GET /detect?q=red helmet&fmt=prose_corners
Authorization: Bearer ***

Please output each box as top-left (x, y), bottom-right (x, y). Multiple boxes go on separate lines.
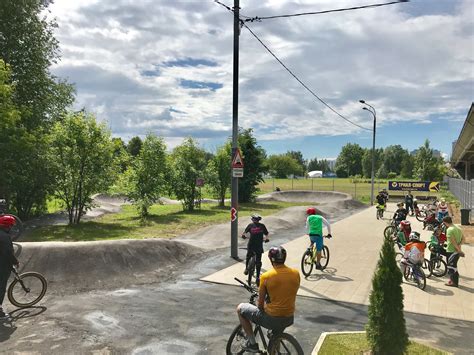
top-left (306, 207), bottom-right (316, 215)
top-left (0, 215), bottom-right (16, 229)
top-left (268, 246), bottom-right (287, 263)
top-left (400, 220), bottom-right (411, 230)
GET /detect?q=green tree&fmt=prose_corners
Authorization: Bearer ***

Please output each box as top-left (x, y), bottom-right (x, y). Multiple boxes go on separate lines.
top-left (127, 136), bottom-right (143, 157)
top-left (307, 157), bottom-right (331, 173)
top-left (112, 137), bottom-right (130, 173)
top-left (362, 148), bottom-right (384, 178)
top-left (366, 236), bottom-right (408, 354)
top-left (413, 140), bottom-right (444, 181)
top-left (238, 128), bottom-right (267, 203)
top-left (382, 145), bottom-right (409, 176)
top-left (285, 150), bottom-right (306, 175)
top-left (400, 154), bottom-right (414, 178)
top-left (335, 143), bottom-right (364, 177)
top-left (267, 154), bottom-right (303, 178)
top-left (125, 134), bottom-right (168, 218)
top-left (171, 138), bottom-right (207, 211)
top-left (49, 112), bottom-right (116, 224)
top-left (205, 143), bottom-right (231, 207)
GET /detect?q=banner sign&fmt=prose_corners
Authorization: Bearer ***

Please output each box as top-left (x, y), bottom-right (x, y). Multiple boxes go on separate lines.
top-left (388, 181), bottom-right (440, 192)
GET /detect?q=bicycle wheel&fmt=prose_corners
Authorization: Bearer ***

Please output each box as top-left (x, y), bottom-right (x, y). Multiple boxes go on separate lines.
top-left (320, 246), bottom-right (330, 270)
top-left (9, 215), bottom-right (24, 242)
top-left (226, 325), bottom-right (246, 355)
top-left (422, 258), bottom-right (433, 278)
top-left (431, 258), bottom-right (447, 277)
top-left (415, 211), bottom-right (425, 222)
top-left (414, 266), bottom-right (426, 290)
top-left (383, 226), bottom-right (397, 241)
top-left (7, 272), bottom-right (47, 308)
top-left (300, 250), bottom-right (313, 277)
top-left (247, 257), bottom-right (256, 287)
top-left (268, 332), bottom-right (304, 355)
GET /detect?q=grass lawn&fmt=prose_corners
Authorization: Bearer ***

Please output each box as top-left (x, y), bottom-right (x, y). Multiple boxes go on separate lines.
top-left (23, 201), bottom-right (308, 242)
top-left (318, 333), bottom-right (449, 355)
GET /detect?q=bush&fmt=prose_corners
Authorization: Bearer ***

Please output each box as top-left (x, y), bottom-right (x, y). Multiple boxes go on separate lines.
top-left (387, 172), bottom-right (398, 179)
top-left (366, 236), bottom-right (408, 354)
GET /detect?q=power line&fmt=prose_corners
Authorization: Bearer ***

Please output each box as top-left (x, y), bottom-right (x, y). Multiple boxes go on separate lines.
top-left (243, 1), bottom-right (409, 23)
top-left (242, 22), bottom-right (371, 131)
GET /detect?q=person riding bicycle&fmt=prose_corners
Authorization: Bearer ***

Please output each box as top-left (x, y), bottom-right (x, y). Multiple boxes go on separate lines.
top-left (375, 191), bottom-right (386, 219)
top-left (0, 215), bottom-right (19, 319)
top-left (400, 231), bottom-right (425, 275)
top-left (436, 198), bottom-right (449, 222)
top-left (236, 246), bottom-right (300, 353)
top-left (305, 207), bottom-right (332, 270)
top-left (397, 220), bottom-right (412, 247)
top-left (381, 188), bottom-right (389, 203)
top-left (393, 202), bottom-right (408, 224)
top-left (241, 214), bottom-right (269, 286)
top-left (428, 226), bottom-right (447, 260)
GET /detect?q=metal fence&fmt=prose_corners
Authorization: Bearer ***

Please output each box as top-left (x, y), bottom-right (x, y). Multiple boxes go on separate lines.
top-left (445, 177), bottom-right (474, 210)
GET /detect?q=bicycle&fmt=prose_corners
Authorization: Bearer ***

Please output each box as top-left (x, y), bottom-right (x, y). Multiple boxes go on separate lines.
top-left (241, 236), bottom-right (269, 287)
top-left (395, 246), bottom-right (432, 278)
top-left (401, 259), bottom-right (426, 290)
top-left (226, 277), bottom-right (304, 355)
top-left (300, 235), bottom-right (331, 277)
top-left (425, 242), bottom-right (447, 277)
top-left (0, 199), bottom-right (24, 242)
top-left (7, 266), bottom-right (47, 308)
top-left (376, 204), bottom-right (385, 220)
top-left (383, 220), bottom-right (400, 243)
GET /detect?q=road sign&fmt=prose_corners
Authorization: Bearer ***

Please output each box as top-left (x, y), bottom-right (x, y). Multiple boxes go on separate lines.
top-left (232, 168), bottom-right (244, 178)
top-left (429, 182), bottom-right (440, 192)
top-left (231, 207), bottom-right (237, 222)
top-left (232, 148), bottom-right (244, 168)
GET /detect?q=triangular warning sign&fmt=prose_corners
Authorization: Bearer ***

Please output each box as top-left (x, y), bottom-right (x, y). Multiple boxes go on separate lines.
top-left (232, 149), bottom-right (244, 168)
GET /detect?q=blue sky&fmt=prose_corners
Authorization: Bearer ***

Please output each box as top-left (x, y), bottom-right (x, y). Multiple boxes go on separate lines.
top-left (48, 0), bottom-right (473, 160)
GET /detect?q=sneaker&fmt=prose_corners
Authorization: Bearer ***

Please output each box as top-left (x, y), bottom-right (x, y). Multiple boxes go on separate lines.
top-left (244, 268), bottom-right (249, 275)
top-left (241, 339), bottom-right (259, 353)
top-left (445, 281), bottom-right (458, 287)
top-left (0, 310), bottom-right (10, 319)
top-left (315, 263), bottom-right (322, 270)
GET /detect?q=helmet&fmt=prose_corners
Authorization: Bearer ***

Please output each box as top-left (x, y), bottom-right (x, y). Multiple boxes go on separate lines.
top-left (306, 207), bottom-right (316, 215)
top-left (397, 202), bottom-right (404, 207)
top-left (413, 198), bottom-right (417, 202)
top-left (400, 220), bottom-right (411, 229)
top-left (251, 213), bottom-right (262, 222)
top-left (268, 246), bottom-right (287, 263)
top-left (409, 231), bottom-right (421, 241)
top-left (440, 198), bottom-right (446, 203)
top-left (0, 215), bottom-right (16, 229)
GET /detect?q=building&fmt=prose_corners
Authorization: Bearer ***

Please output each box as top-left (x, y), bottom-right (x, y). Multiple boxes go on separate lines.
top-left (451, 103), bottom-right (474, 180)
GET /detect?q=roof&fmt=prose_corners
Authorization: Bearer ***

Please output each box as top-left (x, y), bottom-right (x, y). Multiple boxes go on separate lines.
top-left (451, 103), bottom-right (474, 166)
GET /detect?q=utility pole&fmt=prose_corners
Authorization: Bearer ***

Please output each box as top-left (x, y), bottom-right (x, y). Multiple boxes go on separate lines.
top-left (230, 0), bottom-right (240, 259)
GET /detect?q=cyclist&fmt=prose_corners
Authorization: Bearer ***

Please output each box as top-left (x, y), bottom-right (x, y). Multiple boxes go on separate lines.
top-left (396, 220), bottom-right (412, 247)
top-left (375, 191), bottom-right (386, 219)
top-left (236, 246), bottom-right (300, 353)
top-left (400, 231), bottom-right (425, 274)
top-left (305, 207), bottom-right (332, 270)
top-left (428, 226), bottom-right (447, 260)
top-left (0, 215), bottom-right (19, 319)
top-left (393, 202), bottom-right (408, 225)
top-left (405, 191), bottom-right (414, 216)
top-left (381, 188), bottom-right (389, 203)
top-left (241, 214), bottom-right (269, 286)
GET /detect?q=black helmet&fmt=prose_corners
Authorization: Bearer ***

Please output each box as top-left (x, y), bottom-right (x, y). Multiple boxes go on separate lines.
top-left (268, 246), bottom-right (287, 263)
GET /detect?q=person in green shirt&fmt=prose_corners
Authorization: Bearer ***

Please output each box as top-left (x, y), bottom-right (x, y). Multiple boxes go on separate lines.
top-left (442, 216), bottom-right (465, 287)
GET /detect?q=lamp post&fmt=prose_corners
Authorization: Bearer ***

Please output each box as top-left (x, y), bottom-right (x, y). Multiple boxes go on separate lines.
top-left (359, 100), bottom-right (376, 206)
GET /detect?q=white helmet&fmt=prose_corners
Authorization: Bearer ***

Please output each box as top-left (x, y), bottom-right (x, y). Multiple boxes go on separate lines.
top-left (409, 231), bottom-right (420, 241)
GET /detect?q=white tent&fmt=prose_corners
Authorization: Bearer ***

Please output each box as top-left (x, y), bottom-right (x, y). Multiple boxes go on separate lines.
top-left (308, 170), bottom-right (323, 178)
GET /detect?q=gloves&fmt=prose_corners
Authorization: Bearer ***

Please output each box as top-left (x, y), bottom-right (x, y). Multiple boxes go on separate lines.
top-left (241, 234), bottom-right (247, 239)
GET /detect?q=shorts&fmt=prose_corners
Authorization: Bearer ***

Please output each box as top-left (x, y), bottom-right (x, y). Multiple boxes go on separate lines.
top-left (309, 234), bottom-right (323, 251)
top-left (239, 303), bottom-right (294, 332)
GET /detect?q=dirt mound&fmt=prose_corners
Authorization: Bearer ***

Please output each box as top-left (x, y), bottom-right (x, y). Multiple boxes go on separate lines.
top-left (257, 190), bottom-right (351, 203)
top-left (14, 239), bottom-right (204, 294)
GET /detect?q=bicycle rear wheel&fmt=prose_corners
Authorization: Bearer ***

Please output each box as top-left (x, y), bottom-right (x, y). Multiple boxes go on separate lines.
top-left (268, 332), bottom-right (304, 355)
top-left (7, 272), bottom-right (47, 308)
top-left (300, 250), bottom-right (313, 277)
top-left (320, 246), bottom-right (330, 270)
top-left (431, 258), bottom-right (447, 277)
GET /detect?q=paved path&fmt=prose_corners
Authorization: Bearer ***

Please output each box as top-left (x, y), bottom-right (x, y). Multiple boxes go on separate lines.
top-left (202, 203), bottom-right (474, 322)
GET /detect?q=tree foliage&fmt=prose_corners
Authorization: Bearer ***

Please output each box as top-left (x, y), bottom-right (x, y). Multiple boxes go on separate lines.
top-left (366, 236), bottom-right (408, 354)
top-left (205, 143), bottom-right (231, 207)
top-left (307, 157), bottom-right (331, 173)
top-left (171, 138), bottom-right (207, 211)
top-left (362, 148), bottom-right (384, 178)
top-left (335, 143), bottom-right (364, 177)
top-left (125, 134), bottom-right (168, 218)
top-left (127, 136), bottom-right (143, 157)
top-left (381, 145), bottom-right (409, 177)
top-left (413, 140), bottom-right (445, 181)
top-left (238, 128), bottom-right (267, 203)
top-left (267, 154), bottom-right (303, 178)
top-left (285, 150), bottom-right (306, 174)
top-left (49, 112), bottom-right (116, 224)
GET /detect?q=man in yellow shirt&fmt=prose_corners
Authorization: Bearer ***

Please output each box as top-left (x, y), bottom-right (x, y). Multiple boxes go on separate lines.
top-left (442, 216), bottom-right (464, 287)
top-left (236, 246), bottom-right (300, 353)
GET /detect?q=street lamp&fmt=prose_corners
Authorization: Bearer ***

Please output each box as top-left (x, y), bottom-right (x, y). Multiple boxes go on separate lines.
top-left (359, 100), bottom-right (376, 206)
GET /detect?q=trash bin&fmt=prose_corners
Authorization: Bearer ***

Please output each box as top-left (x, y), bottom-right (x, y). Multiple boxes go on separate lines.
top-left (460, 209), bottom-right (471, 225)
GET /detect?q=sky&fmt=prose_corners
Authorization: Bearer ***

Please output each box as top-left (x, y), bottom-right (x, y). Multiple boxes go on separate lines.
top-left (47, 0), bottom-right (473, 161)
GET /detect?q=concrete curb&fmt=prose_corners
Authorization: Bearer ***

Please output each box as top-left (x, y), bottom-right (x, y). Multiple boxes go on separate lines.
top-left (312, 331), bottom-right (366, 354)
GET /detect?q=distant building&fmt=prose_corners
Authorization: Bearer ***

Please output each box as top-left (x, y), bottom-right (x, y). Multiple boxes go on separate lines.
top-left (308, 170), bottom-right (323, 178)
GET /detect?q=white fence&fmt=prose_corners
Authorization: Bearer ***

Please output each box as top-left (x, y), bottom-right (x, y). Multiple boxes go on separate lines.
top-left (445, 177), bottom-right (474, 210)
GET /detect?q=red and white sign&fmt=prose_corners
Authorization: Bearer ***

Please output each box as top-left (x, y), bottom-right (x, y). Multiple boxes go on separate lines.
top-left (232, 149), bottom-right (244, 168)
top-left (230, 207), bottom-right (237, 222)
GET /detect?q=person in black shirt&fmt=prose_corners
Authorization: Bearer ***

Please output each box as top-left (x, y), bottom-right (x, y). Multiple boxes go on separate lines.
top-left (0, 215), bottom-right (19, 319)
top-left (405, 191), bottom-right (414, 216)
top-left (241, 214), bottom-right (269, 285)
top-left (393, 202), bottom-right (408, 224)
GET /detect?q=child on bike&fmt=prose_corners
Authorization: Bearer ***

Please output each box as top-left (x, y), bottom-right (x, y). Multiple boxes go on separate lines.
top-left (393, 202), bottom-right (408, 224)
top-left (241, 214), bottom-right (269, 286)
top-left (375, 191), bottom-right (386, 219)
top-left (397, 220), bottom-right (412, 247)
top-left (306, 207), bottom-right (332, 270)
top-left (0, 215), bottom-right (19, 319)
top-left (400, 231), bottom-right (425, 274)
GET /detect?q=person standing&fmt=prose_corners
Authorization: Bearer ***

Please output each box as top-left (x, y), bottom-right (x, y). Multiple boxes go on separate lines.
top-left (405, 191), bottom-right (414, 216)
top-left (442, 216), bottom-right (464, 287)
top-left (0, 215), bottom-right (20, 319)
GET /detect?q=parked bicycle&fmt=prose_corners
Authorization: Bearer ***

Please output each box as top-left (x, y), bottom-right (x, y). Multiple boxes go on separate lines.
top-left (0, 199), bottom-right (24, 242)
top-left (300, 235), bottom-right (331, 277)
top-left (226, 278), bottom-right (303, 355)
top-left (8, 266), bottom-right (47, 308)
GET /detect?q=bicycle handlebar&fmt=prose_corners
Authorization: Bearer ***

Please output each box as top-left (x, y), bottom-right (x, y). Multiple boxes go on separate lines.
top-left (234, 277), bottom-right (257, 295)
